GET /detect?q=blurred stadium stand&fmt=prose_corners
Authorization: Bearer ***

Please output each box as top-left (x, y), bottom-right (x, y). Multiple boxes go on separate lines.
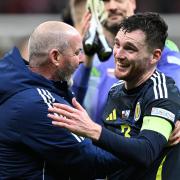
top-left (0, 0), bottom-right (180, 57)
top-left (0, 14), bottom-right (179, 56)
top-left (0, 14), bottom-right (61, 55)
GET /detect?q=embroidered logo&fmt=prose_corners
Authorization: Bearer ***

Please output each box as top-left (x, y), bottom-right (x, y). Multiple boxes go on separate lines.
top-left (134, 102), bottom-right (141, 121)
top-left (106, 109), bottom-right (117, 121)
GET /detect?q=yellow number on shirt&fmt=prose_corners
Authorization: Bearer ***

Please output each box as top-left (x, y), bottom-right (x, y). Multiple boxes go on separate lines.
top-left (121, 124), bottom-right (131, 137)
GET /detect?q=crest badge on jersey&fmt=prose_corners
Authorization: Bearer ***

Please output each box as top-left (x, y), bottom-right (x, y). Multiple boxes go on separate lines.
top-left (134, 102), bottom-right (141, 121)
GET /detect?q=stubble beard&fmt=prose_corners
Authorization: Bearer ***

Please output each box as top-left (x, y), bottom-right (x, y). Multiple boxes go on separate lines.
top-left (57, 66), bottom-right (75, 84)
top-left (57, 70), bottom-right (71, 82)
top-left (102, 19), bottom-right (122, 35)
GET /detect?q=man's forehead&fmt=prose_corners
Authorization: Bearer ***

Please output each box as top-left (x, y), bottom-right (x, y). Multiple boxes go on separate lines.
top-left (69, 39), bottom-right (83, 51)
top-left (115, 29), bottom-right (146, 46)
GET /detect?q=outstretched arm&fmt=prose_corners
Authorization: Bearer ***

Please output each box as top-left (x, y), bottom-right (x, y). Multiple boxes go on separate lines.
top-left (48, 98), bottom-right (172, 167)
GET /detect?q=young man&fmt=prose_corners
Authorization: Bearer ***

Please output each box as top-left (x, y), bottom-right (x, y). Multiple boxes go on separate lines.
top-left (48, 12), bottom-right (180, 179)
top-left (72, 0), bottom-right (180, 125)
top-left (0, 21), bottom-right (125, 179)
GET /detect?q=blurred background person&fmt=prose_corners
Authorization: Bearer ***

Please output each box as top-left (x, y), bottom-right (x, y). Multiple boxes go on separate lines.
top-left (1, 0), bottom-right (180, 58)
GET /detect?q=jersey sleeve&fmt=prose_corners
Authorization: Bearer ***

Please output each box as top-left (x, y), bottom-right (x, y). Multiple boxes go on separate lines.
top-left (94, 79), bottom-right (180, 168)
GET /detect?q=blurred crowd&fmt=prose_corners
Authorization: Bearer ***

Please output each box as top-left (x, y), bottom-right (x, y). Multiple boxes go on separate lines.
top-left (0, 0), bottom-right (67, 14)
top-left (0, 0), bottom-right (179, 58)
top-left (0, 0), bottom-right (180, 14)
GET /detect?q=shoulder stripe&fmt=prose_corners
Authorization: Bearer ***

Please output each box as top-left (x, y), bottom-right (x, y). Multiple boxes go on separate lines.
top-left (156, 71), bottom-right (163, 98)
top-left (37, 88), bottom-right (53, 108)
top-left (37, 88), bottom-right (84, 142)
top-left (111, 80), bottom-right (124, 89)
top-left (150, 71), bottom-right (168, 99)
top-left (162, 73), bottom-right (168, 98)
top-left (71, 133), bottom-right (85, 142)
top-left (150, 76), bottom-right (158, 99)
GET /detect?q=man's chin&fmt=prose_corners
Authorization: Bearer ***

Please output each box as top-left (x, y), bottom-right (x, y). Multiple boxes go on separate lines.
top-left (104, 21), bottom-right (121, 34)
top-left (114, 69), bottom-right (127, 80)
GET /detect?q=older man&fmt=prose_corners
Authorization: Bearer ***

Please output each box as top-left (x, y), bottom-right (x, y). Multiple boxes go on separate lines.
top-left (0, 21), bottom-right (124, 179)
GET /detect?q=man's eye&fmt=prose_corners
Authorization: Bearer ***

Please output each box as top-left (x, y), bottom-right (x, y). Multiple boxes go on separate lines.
top-left (125, 46), bottom-right (137, 52)
top-left (76, 49), bottom-right (84, 56)
top-left (75, 52), bottom-right (79, 56)
top-left (114, 42), bottom-right (120, 47)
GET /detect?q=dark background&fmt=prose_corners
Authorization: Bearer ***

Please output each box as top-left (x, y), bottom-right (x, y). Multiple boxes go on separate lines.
top-left (0, 0), bottom-right (179, 14)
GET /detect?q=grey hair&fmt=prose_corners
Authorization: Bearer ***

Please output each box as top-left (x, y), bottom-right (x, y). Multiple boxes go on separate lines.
top-left (28, 30), bottom-right (69, 67)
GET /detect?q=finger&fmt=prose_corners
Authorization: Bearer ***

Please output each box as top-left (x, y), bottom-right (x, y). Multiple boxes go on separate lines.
top-left (171, 129), bottom-right (178, 137)
top-left (82, 11), bottom-right (91, 22)
top-left (81, 12), bottom-right (91, 35)
top-left (169, 135), bottom-right (178, 142)
top-left (171, 122), bottom-right (180, 137)
top-left (52, 120), bottom-right (68, 128)
top-left (48, 107), bottom-right (76, 119)
top-left (52, 103), bottom-right (75, 113)
top-left (48, 114), bottom-right (76, 132)
top-left (175, 120), bottom-right (180, 128)
top-left (171, 122), bottom-right (180, 135)
top-left (48, 107), bottom-right (61, 115)
top-left (72, 98), bottom-right (85, 112)
top-left (169, 131), bottom-right (179, 141)
top-left (48, 113), bottom-right (72, 124)
top-left (82, 22), bottom-right (90, 36)
top-left (169, 139), bottom-right (179, 146)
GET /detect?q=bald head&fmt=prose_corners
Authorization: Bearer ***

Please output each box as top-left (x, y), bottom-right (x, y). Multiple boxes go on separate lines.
top-left (28, 21), bottom-right (80, 66)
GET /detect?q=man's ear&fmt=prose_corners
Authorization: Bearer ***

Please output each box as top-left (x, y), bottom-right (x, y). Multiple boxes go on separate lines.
top-left (151, 49), bottom-right (162, 65)
top-left (48, 49), bottom-right (61, 66)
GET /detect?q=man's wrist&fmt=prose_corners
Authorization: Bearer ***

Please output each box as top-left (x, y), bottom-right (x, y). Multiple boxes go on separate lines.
top-left (88, 123), bottom-right (102, 141)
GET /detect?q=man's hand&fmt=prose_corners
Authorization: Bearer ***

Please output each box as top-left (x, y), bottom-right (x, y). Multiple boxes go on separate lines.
top-left (48, 98), bottom-right (102, 141)
top-left (79, 11), bottom-right (91, 37)
top-left (79, 11), bottom-right (94, 67)
top-left (168, 121), bottom-right (180, 146)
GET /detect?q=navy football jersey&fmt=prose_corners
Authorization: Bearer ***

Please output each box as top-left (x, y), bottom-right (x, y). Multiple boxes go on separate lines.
top-left (102, 70), bottom-right (180, 180)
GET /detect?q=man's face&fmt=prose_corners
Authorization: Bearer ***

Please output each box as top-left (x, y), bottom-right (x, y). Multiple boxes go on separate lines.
top-left (57, 34), bottom-right (84, 82)
top-left (103, 0), bottom-right (136, 32)
top-left (113, 29), bottom-right (153, 83)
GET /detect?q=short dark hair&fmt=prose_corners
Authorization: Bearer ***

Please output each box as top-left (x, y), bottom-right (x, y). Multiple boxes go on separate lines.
top-left (119, 12), bottom-right (168, 51)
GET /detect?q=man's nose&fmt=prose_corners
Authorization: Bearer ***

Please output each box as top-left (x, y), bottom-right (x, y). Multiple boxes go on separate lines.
top-left (108, 0), bottom-right (117, 10)
top-left (114, 48), bottom-right (126, 59)
top-left (78, 53), bottom-right (86, 64)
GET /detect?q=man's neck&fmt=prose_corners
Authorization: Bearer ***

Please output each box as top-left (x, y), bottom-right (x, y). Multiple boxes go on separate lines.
top-left (125, 69), bottom-right (155, 90)
top-left (29, 66), bottom-right (53, 80)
